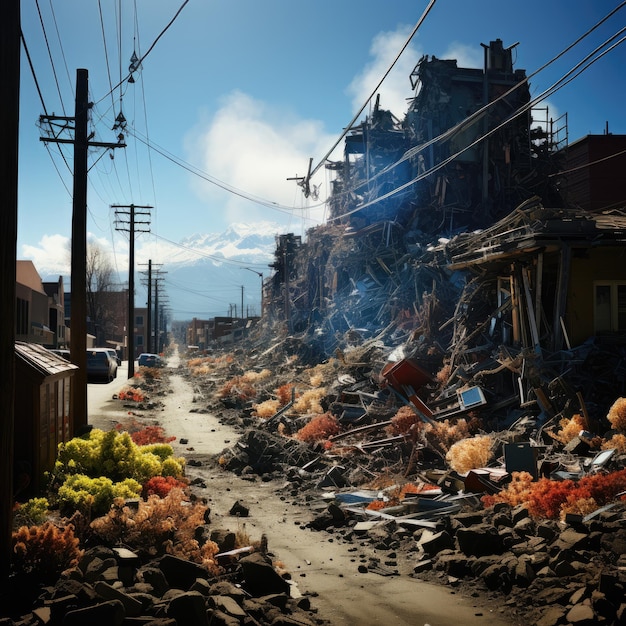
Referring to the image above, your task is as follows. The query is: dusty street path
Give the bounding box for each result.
[89,355,516,626]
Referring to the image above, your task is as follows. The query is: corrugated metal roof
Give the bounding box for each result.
[15,341,78,377]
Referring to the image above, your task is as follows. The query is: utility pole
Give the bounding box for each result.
[40,69,124,433]
[243,267,264,317]
[0,0,20,583]
[146,260,152,353]
[154,280,159,353]
[153,270,167,353]
[70,69,89,431]
[114,204,151,378]
[140,261,164,354]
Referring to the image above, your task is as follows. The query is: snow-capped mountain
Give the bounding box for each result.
[35,222,285,321]
[157,222,280,320]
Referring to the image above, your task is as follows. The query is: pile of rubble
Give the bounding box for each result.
[180,325,626,625]
[3,546,323,626]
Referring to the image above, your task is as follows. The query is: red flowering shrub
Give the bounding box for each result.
[130,425,176,446]
[118,386,146,402]
[295,413,340,443]
[142,475,189,498]
[483,469,626,519]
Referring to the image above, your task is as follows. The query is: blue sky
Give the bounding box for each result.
[17,1,626,316]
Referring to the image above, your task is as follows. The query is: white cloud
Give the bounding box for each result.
[186,90,333,231]
[20,234,71,277]
[20,232,129,280]
[442,42,483,69]
[346,26,421,121]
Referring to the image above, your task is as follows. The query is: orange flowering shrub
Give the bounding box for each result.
[424,418,471,456]
[607,397,626,431]
[130,425,176,446]
[118,386,146,402]
[115,421,175,445]
[436,364,451,385]
[366,500,388,511]
[218,376,256,401]
[276,383,295,406]
[252,399,281,418]
[483,469,626,519]
[293,388,326,414]
[386,406,424,438]
[602,433,626,452]
[553,413,586,444]
[91,488,220,575]
[12,522,83,582]
[295,413,340,443]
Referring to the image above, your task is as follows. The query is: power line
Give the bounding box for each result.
[327,24,626,221]
[305,0,438,185]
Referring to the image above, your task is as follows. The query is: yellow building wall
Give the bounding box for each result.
[567,246,626,345]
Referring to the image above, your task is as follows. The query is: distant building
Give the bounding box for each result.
[16,260,55,346]
[42,275,68,349]
[560,134,626,212]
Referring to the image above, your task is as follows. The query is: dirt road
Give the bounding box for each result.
[89,356,515,626]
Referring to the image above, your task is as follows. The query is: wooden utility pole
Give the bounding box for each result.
[70,69,89,432]
[114,204,151,377]
[0,0,20,583]
[146,260,152,353]
[40,70,124,434]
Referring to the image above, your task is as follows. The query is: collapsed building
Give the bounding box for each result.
[257,38,626,433]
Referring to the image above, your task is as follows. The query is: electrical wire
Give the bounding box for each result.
[335,2,626,204]
[34,0,66,115]
[98,0,117,120]
[328,30,626,222]
[95,0,190,108]
[307,0,437,183]
[330,17,626,221]
[124,125,325,217]
[47,0,72,94]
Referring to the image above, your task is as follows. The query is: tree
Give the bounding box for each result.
[86,242,115,346]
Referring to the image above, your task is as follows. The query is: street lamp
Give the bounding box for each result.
[243,267,264,317]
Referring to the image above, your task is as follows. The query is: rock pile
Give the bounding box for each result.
[2,546,326,626]
[306,497,626,626]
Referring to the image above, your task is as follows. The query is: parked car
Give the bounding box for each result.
[138,353,164,368]
[50,348,71,361]
[87,348,117,383]
[105,348,122,366]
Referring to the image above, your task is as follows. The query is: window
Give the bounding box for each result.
[594,282,626,333]
[135,315,144,326]
[16,298,29,335]
[135,335,144,346]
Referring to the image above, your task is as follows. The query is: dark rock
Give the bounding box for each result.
[565,603,596,624]
[239,552,290,596]
[535,605,567,626]
[166,590,208,626]
[229,500,249,517]
[418,530,454,556]
[94,581,144,616]
[456,524,504,556]
[205,609,241,626]
[139,567,170,597]
[210,529,237,553]
[62,599,125,626]
[207,594,247,618]
[159,555,209,591]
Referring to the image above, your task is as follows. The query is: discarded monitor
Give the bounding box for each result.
[457,386,486,410]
